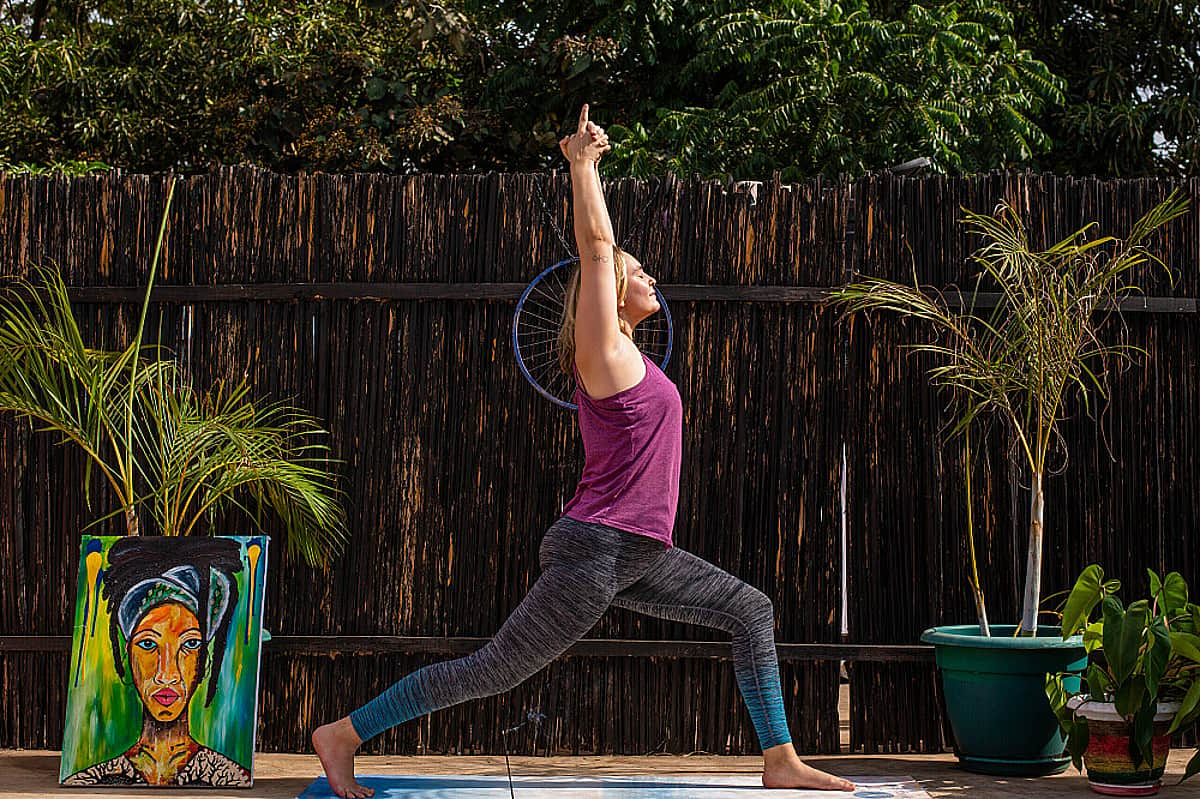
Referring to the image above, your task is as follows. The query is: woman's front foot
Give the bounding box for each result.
[762,743,856,791]
[312,717,375,799]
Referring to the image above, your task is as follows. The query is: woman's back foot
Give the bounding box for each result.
[311,718,375,799]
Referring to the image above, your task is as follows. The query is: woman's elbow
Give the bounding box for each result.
[576,234,616,253]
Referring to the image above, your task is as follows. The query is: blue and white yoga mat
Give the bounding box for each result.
[298,774,929,798]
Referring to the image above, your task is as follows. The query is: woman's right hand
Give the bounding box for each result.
[559,103,610,164]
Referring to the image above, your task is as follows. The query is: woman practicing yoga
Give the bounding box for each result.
[312,104,855,798]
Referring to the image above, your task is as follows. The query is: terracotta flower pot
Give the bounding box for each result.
[1067,696,1182,796]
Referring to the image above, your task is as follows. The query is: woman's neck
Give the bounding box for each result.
[139,713,192,743]
[127,714,199,784]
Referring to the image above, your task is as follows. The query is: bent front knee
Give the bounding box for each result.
[741,586,775,627]
[458,653,539,697]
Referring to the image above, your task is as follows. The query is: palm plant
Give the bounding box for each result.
[0,181,348,566]
[834,190,1189,635]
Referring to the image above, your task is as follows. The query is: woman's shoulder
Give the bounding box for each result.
[575,342,647,400]
[62,753,143,786]
[177,746,252,787]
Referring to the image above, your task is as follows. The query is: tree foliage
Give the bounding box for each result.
[1,0,478,173]
[0,0,1194,178]
[603,0,1063,179]
[1011,0,1200,177]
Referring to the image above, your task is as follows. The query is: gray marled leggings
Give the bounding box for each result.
[349,516,791,749]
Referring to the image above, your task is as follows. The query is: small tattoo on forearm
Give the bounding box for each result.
[591,254,608,263]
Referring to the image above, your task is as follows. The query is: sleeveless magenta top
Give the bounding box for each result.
[563,352,683,546]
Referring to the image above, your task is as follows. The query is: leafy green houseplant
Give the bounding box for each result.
[0,179,348,566]
[832,190,1190,775]
[1047,565,1200,794]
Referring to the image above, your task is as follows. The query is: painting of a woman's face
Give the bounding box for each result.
[127,604,203,723]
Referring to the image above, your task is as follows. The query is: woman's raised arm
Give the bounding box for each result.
[560,104,621,367]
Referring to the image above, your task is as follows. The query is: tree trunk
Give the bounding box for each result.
[965,428,990,636]
[1020,470,1044,635]
[30,0,51,41]
[973,584,991,637]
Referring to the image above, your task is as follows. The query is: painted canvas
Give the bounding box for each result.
[59,535,268,787]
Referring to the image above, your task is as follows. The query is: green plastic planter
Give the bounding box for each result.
[921,624,1086,776]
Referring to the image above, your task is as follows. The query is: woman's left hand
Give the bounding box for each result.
[558,104,610,163]
[558,129,610,163]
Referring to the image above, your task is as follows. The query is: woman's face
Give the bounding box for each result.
[128,604,203,723]
[619,254,659,325]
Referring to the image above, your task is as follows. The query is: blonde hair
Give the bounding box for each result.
[557,245,635,375]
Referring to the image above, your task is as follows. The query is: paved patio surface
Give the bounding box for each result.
[2,749,1195,799]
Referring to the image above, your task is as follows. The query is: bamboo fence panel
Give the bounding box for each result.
[3,168,1196,756]
[0,168,846,754]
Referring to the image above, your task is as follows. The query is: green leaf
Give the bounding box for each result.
[1114,675,1146,719]
[1172,632,1200,664]
[1063,564,1105,637]
[1067,716,1089,772]
[1086,663,1112,699]
[1130,698,1155,771]
[1161,572,1189,614]
[1176,603,1200,634]
[1145,614,1172,699]
[1104,595,1143,685]
[1083,620,1105,653]
[365,77,387,101]
[1167,680,1200,736]
[1045,674,1073,729]
[565,53,593,79]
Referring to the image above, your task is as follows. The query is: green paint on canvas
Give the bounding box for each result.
[59,535,269,785]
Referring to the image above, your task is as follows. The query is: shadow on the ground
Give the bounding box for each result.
[822,756,1129,797]
[1,752,312,797]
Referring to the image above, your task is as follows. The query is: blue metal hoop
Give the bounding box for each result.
[512,257,674,411]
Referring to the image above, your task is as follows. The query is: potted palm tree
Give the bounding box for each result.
[0,178,348,563]
[1047,565,1200,794]
[833,189,1189,775]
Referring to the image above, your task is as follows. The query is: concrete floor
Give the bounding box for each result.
[2,749,1195,799]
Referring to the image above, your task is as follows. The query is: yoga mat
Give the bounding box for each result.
[298,774,929,798]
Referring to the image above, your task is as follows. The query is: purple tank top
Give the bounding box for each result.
[563,352,683,546]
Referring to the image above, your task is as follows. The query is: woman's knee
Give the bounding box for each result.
[737,585,775,627]
[441,650,532,699]
[463,628,569,693]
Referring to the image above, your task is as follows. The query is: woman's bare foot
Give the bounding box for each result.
[762,743,856,791]
[312,717,375,799]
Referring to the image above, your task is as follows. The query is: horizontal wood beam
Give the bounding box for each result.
[53,283,533,303]
[0,635,933,662]
[938,292,1196,314]
[11,283,1190,311]
[49,283,837,304]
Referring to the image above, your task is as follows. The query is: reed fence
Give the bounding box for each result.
[0,167,1196,757]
